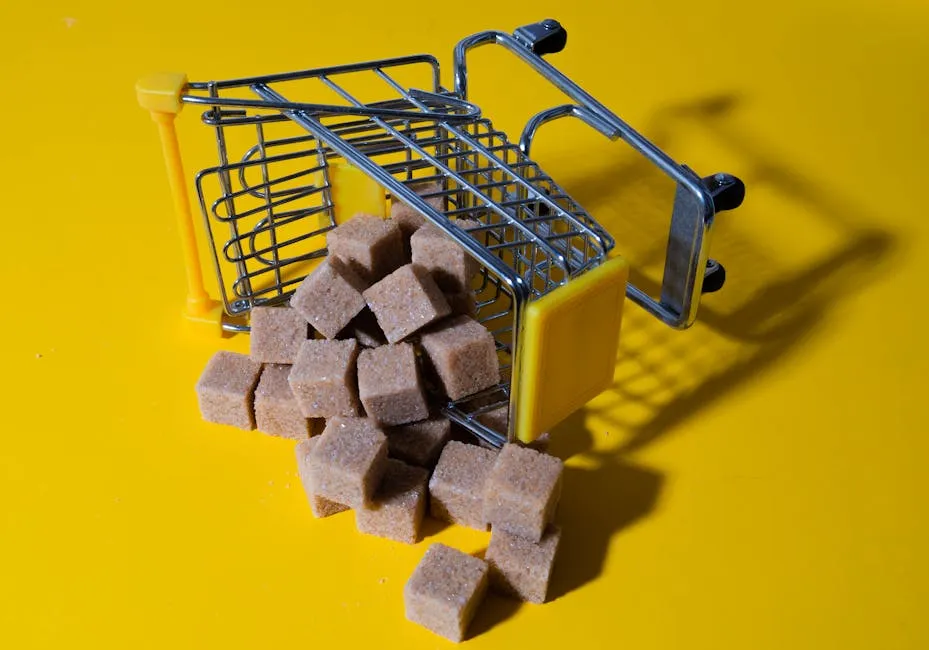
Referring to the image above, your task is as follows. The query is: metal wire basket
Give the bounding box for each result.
[137,19,745,447]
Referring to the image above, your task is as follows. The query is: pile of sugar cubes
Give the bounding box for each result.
[194,184,565,642]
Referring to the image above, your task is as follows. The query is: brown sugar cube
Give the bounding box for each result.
[290,257,368,339]
[389,181,446,239]
[356,459,428,544]
[486,525,561,603]
[411,219,481,293]
[445,290,477,317]
[195,351,262,430]
[483,444,563,543]
[295,437,350,518]
[363,264,451,343]
[254,364,314,439]
[387,416,452,468]
[419,315,500,400]
[308,416,388,508]
[327,213,404,283]
[249,306,309,364]
[338,308,386,348]
[404,543,489,643]
[477,404,509,435]
[428,441,497,530]
[357,343,429,426]
[288,339,361,418]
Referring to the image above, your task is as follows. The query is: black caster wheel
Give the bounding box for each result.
[702,259,726,293]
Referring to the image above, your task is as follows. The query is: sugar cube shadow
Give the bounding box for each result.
[469,593,523,639]
[466,546,525,636]
[419,515,452,540]
[546,418,664,602]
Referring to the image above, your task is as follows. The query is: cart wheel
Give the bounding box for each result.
[703,173,745,212]
[513,19,568,56]
[702,260,726,293]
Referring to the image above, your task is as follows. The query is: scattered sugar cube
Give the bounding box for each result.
[357,343,429,426]
[404,543,489,643]
[387,416,451,468]
[327,214,404,283]
[290,257,368,339]
[483,444,563,543]
[249,306,309,364]
[308,416,388,508]
[411,219,480,293]
[295,437,350,518]
[420,315,500,400]
[428,441,497,530]
[356,459,428,544]
[288,339,361,418]
[389,181,446,239]
[338,308,386,348]
[486,525,561,603]
[364,264,451,343]
[195,351,262,430]
[254,364,315,439]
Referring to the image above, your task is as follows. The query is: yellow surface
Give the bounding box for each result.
[2,2,928,649]
[517,256,628,442]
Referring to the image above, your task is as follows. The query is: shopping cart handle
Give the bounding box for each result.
[513,19,568,56]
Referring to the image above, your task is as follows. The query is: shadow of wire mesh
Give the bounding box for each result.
[540,93,897,456]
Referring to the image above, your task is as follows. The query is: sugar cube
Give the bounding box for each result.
[249,306,309,364]
[428,441,497,530]
[357,343,429,426]
[386,416,451,468]
[483,444,563,542]
[288,338,361,418]
[327,213,404,283]
[404,543,489,643]
[356,459,428,544]
[290,257,368,339]
[389,181,446,239]
[254,364,315,439]
[308,416,388,508]
[295,437,350,518]
[338,308,386,348]
[486,525,561,603]
[411,219,480,293]
[195,351,263,430]
[445,290,477,317]
[419,315,500,400]
[364,264,451,343]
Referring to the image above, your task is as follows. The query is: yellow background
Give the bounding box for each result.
[2,1,928,648]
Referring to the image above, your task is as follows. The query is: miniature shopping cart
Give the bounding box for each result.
[137,19,745,447]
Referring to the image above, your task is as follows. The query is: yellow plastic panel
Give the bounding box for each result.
[516,255,628,442]
[330,162,387,222]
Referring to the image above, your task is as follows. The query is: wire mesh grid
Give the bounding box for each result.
[185,57,615,444]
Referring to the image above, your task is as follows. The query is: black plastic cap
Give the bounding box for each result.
[514,19,568,56]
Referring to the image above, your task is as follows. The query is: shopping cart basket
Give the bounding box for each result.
[137,19,745,447]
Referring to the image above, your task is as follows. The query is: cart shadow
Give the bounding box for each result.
[555,92,899,456]
[534,93,899,598]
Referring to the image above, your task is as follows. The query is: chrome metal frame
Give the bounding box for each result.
[178,19,744,445]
